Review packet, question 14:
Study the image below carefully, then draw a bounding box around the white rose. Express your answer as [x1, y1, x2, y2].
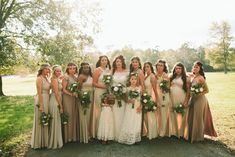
[153, 106, 157, 110]
[195, 89, 199, 93]
[143, 93, 147, 96]
[63, 122, 67, 125]
[107, 76, 111, 79]
[160, 83, 163, 86]
[43, 116, 47, 118]
[84, 92, 87, 95]
[191, 87, 195, 91]
[73, 84, 77, 87]
[106, 80, 110, 83]
[143, 99, 148, 103]
[179, 104, 182, 107]
[114, 86, 119, 91]
[199, 87, 203, 92]
[118, 83, 122, 87]
[44, 123, 48, 126]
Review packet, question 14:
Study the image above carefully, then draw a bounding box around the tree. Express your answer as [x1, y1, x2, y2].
[0, 0, 101, 96]
[209, 21, 234, 74]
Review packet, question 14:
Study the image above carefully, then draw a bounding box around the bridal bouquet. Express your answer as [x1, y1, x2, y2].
[111, 83, 126, 107]
[128, 89, 140, 108]
[40, 112, 52, 126]
[141, 92, 157, 113]
[61, 112, 69, 125]
[190, 84, 204, 96]
[80, 91, 91, 115]
[172, 103, 185, 115]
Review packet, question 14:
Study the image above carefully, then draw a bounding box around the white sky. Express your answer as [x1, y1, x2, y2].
[93, 0, 235, 52]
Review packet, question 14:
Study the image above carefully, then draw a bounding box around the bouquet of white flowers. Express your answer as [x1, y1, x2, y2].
[111, 83, 126, 107]
[191, 84, 204, 96]
[172, 103, 185, 115]
[141, 92, 157, 113]
[40, 112, 52, 126]
[67, 82, 80, 93]
[80, 91, 91, 115]
[128, 89, 140, 108]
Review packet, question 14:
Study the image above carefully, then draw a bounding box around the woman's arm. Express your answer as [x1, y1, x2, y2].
[138, 70, 145, 94]
[92, 68, 106, 89]
[36, 77, 44, 112]
[150, 74, 159, 106]
[51, 78, 62, 111]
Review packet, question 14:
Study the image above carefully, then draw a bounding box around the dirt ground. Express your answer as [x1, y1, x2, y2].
[25, 137, 234, 157]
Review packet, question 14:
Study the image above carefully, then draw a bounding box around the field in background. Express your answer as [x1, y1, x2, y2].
[1, 72, 235, 151]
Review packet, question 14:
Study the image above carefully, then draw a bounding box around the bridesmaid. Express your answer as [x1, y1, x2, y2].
[170, 62, 190, 139]
[129, 57, 145, 93]
[31, 63, 51, 149]
[48, 65, 63, 149]
[188, 61, 217, 143]
[143, 62, 159, 139]
[91, 55, 111, 138]
[62, 63, 79, 143]
[77, 62, 93, 143]
[112, 55, 129, 140]
[155, 59, 171, 137]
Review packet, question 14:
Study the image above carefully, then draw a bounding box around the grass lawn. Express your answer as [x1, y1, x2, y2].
[0, 72, 234, 156]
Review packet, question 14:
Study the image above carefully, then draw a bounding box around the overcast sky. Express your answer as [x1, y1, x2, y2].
[93, 0, 235, 52]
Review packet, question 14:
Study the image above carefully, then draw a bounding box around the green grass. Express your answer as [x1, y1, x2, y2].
[0, 96, 34, 143]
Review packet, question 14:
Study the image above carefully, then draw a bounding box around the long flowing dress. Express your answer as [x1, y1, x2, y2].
[62, 75, 79, 143]
[188, 79, 217, 142]
[48, 78, 63, 149]
[97, 105, 115, 141]
[91, 67, 110, 138]
[31, 76, 50, 149]
[144, 74, 158, 139]
[156, 74, 171, 137]
[79, 76, 93, 143]
[118, 86, 142, 145]
[112, 71, 129, 140]
[170, 77, 188, 139]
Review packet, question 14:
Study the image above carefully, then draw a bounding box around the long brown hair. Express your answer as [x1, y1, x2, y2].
[96, 55, 111, 69]
[112, 55, 126, 74]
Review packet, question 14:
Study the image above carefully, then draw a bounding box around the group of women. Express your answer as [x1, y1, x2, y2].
[31, 55, 217, 149]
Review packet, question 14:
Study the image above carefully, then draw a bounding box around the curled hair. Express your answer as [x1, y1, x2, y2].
[65, 63, 78, 74]
[155, 59, 168, 73]
[96, 55, 111, 69]
[129, 56, 142, 74]
[143, 62, 155, 75]
[78, 62, 92, 77]
[170, 62, 187, 92]
[112, 55, 126, 74]
[193, 61, 206, 79]
[37, 63, 50, 77]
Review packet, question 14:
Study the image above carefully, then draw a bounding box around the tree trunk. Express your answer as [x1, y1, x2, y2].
[0, 75, 5, 96]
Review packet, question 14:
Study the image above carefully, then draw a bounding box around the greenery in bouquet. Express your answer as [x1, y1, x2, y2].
[40, 112, 52, 126]
[128, 89, 140, 108]
[111, 83, 126, 107]
[67, 82, 80, 93]
[159, 79, 170, 93]
[172, 103, 185, 115]
[61, 112, 69, 125]
[80, 91, 91, 115]
[190, 84, 204, 96]
[141, 92, 157, 113]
